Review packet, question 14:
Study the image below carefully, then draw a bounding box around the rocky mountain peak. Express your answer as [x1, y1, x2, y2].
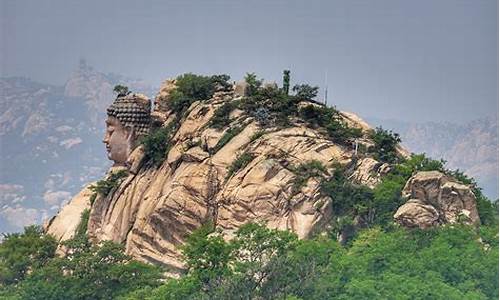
[45, 73, 484, 274]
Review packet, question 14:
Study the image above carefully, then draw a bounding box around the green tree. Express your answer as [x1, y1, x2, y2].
[17, 239, 162, 300]
[292, 84, 319, 100]
[0, 225, 57, 285]
[369, 126, 402, 163]
[181, 224, 233, 293]
[282, 70, 291, 95]
[244, 73, 263, 97]
[169, 73, 231, 115]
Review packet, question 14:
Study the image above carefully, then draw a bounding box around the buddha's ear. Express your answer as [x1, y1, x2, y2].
[124, 125, 136, 143]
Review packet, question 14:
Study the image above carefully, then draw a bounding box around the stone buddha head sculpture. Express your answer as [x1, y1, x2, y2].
[103, 94, 151, 166]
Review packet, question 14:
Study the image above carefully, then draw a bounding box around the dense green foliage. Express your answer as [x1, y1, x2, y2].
[0, 227, 162, 300]
[89, 169, 128, 197]
[119, 222, 498, 300]
[244, 73, 263, 97]
[369, 127, 402, 163]
[2, 210, 497, 300]
[292, 84, 319, 100]
[168, 73, 231, 116]
[298, 104, 362, 142]
[0, 226, 57, 285]
[141, 123, 176, 166]
[241, 73, 362, 144]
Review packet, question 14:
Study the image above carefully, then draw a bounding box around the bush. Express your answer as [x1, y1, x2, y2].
[244, 73, 263, 96]
[282, 70, 291, 95]
[210, 101, 239, 129]
[249, 130, 265, 142]
[369, 127, 401, 163]
[226, 153, 255, 179]
[75, 209, 91, 237]
[299, 105, 362, 143]
[5, 221, 497, 300]
[325, 119, 363, 142]
[238, 73, 362, 144]
[89, 169, 128, 196]
[168, 73, 231, 115]
[291, 160, 328, 193]
[240, 83, 298, 127]
[292, 84, 319, 100]
[391, 154, 446, 178]
[211, 125, 245, 154]
[372, 176, 407, 226]
[134, 222, 498, 299]
[321, 168, 375, 236]
[141, 124, 175, 166]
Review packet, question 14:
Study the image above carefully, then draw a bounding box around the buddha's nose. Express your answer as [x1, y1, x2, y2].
[103, 133, 110, 145]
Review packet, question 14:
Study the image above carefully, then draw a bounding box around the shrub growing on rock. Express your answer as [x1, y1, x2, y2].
[89, 169, 128, 197]
[211, 125, 245, 154]
[292, 84, 319, 100]
[210, 101, 239, 129]
[244, 73, 263, 96]
[369, 127, 401, 163]
[291, 160, 328, 193]
[141, 124, 176, 167]
[226, 153, 254, 180]
[168, 73, 231, 116]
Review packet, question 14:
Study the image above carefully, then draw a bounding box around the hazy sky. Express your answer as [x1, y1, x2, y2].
[1, 0, 498, 123]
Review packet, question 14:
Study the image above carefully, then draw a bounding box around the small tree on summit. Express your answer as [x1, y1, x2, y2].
[113, 85, 130, 97]
[293, 84, 319, 100]
[282, 70, 291, 95]
[244, 73, 263, 96]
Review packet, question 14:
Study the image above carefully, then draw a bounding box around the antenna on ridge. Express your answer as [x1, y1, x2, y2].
[324, 70, 328, 106]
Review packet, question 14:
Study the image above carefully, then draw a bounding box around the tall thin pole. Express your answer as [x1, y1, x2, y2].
[324, 70, 328, 106]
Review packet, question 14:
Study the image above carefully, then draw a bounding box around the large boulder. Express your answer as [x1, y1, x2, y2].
[394, 171, 480, 228]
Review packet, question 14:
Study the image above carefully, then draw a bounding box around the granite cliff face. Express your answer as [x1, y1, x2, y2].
[45, 78, 481, 274]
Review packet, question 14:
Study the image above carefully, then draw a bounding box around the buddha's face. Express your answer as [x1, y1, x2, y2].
[103, 116, 133, 165]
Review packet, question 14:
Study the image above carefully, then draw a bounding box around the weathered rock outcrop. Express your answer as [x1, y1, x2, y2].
[347, 157, 390, 188]
[46, 78, 482, 275]
[45, 184, 93, 242]
[394, 171, 480, 228]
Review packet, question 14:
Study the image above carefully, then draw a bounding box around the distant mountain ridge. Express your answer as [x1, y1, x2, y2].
[368, 116, 498, 199]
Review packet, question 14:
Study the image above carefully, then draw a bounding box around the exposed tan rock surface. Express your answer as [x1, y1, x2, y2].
[394, 171, 480, 228]
[45, 184, 93, 242]
[46, 79, 480, 275]
[348, 157, 390, 188]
